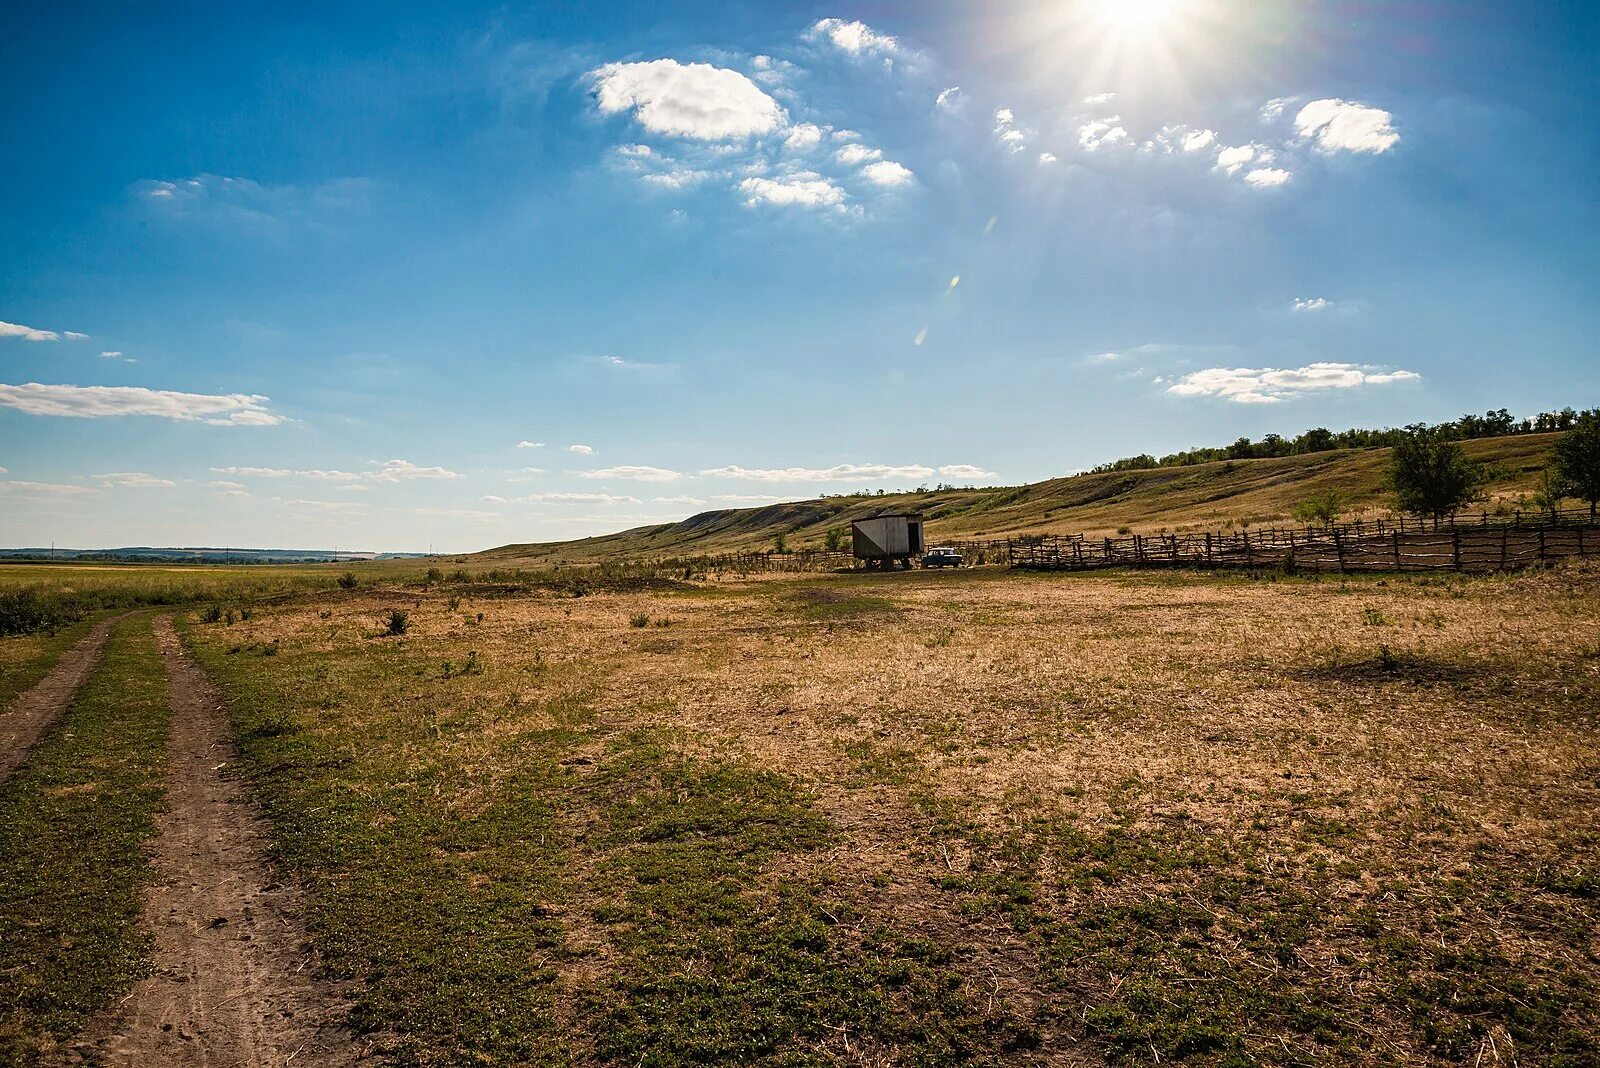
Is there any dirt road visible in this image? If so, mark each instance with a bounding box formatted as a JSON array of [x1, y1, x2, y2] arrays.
[[74, 616, 367, 1066], [0, 615, 121, 781]]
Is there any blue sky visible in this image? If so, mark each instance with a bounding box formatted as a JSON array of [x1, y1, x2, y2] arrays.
[[2, 1, 1596, 552]]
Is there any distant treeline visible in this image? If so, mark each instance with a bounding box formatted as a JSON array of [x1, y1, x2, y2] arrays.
[[1089, 407, 1594, 474]]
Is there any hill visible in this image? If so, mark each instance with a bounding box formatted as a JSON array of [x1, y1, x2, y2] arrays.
[[478, 433, 1563, 564]]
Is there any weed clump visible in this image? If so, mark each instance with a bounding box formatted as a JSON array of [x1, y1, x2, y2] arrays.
[[337, 572, 359, 590], [386, 610, 409, 636]]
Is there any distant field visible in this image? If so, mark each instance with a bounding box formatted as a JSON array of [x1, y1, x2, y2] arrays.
[[151, 561, 1597, 1065], [479, 434, 1563, 565]]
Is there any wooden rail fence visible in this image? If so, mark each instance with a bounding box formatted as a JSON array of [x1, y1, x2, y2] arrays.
[[1008, 509, 1600, 574]]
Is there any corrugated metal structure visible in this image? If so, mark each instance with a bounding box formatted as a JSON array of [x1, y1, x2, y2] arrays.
[[851, 513, 924, 568]]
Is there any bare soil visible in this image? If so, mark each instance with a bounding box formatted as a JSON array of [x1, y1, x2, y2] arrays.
[[68, 616, 370, 1067], [0, 615, 121, 781]]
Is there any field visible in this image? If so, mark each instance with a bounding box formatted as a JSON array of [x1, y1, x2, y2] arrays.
[[4, 558, 1595, 1065]]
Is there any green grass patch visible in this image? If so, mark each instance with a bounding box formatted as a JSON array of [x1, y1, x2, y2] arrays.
[[0, 617, 95, 709], [0, 616, 170, 1063]]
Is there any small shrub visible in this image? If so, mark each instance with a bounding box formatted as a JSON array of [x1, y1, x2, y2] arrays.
[[387, 609, 409, 636], [337, 572, 359, 590], [1362, 607, 1389, 627], [449, 569, 470, 582], [201, 605, 224, 624], [447, 596, 462, 612], [239, 608, 252, 621], [426, 567, 444, 583], [319, 609, 333, 620], [224, 608, 237, 625], [629, 612, 650, 628]]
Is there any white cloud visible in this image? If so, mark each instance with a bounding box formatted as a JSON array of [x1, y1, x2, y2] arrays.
[[579, 465, 683, 482], [99, 350, 124, 359], [277, 499, 366, 513], [784, 123, 825, 151], [993, 108, 1029, 153], [0, 320, 72, 342], [63, 332, 88, 341], [738, 173, 848, 209], [1083, 92, 1118, 106], [1295, 99, 1400, 153], [1215, 144, 1259, 174], [1038, 152, 1058, 165], [589, 353, 666, 371], [0, 383, 283, 425], [806, 18, 899, 56], [211, 465, 362, 481], [860, 160, 914, 187], [1078, 119, 1129, 151], [935, 87, 961, 109], [1086, 351, 1125, 363], [701, 463, 935, 482], [591, 59, 785, 140], [1166, 362, 1421, 404], [568, 444, 594, 454], [0, 479, 96, 496], [938, 464, 996, 479], [710, 493, 793, 503], [1261, 97, 1294, 122], [1292, 297, 1332, 312], [522, 492, 641, 505], [1182, 129, 1216, 152], [480, 494, 510, 504], [135, 175, 376, 230], [367, 459, 462, 482], [652, 495, 708, 506], [517, 440, 545, 449], [1244, 167, 1293, 188], [834, 143, 882, 166], [94, 471, 175, 489], [209, 480, 247, 490]]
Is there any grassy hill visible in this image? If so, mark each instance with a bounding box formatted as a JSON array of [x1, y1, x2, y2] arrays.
[[478, 433, 1564, 564]]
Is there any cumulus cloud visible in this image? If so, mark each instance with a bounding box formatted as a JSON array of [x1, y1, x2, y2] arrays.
[[0, 320, 76, 342], [367, 459, 461, 482], [1083, 91, 1118, 106], [0, 383, 283, 425], [700, 463, 936, 482], [1244, 167, 1293, 188], [1293, 297, 1332, 312], [94, 471, 175, 489], [1260, 97, 1294, 122], [517, 440, 545, 449], [1038, 152, 1058, 165], [738, 173, 848, 209], [806, 18, 899, 55], [1182, 129, 1217, 152], [591, 59, 785, 140], [1216, 144, 1264, 175], [938, 464, 996, 479], [1295, 99, 1400, 153], [834, 143, 882, 166], [783, 123, 825, 151], [1078, 119, 1129, 151], [1166, 362, 1421, 404], [568, 444, 594, 454], [935, 86, 961, 109], [993, 108, 1031, 153], [579, 465, 683, 482], [860, 160, 914, 187]]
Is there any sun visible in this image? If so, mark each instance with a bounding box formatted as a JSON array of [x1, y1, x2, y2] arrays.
[[1091, 0, 1187, 35]]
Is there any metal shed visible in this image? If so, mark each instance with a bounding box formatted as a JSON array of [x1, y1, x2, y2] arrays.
[[851, 513, 925, 569]]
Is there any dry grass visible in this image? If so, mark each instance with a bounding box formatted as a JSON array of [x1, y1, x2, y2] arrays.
[[182, 562, 1600, 1065]]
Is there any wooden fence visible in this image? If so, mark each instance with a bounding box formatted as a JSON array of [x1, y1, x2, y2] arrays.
[[1009, 509, 1600, 574]]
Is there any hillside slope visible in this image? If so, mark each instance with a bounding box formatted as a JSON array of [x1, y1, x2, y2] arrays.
[[479, 433, 1563, 564]]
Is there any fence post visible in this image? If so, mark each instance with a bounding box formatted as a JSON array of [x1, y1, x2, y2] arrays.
[[1243, 531, 1253, 566], [1501, 526, 1509, 570], [1333, 528, 1345, 572], [1393, 530, 1402, 570], [1205, 532, 1213, 565], [1452, 529, 1462, 571], [1538, 528, 1547, 565]]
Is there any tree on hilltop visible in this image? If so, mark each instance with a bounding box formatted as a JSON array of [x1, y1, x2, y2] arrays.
[[1553, 410, 1600, 519], [1389, 426, 1488, 526]]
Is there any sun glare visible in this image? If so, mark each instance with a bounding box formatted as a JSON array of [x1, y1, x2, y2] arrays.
[[1093, 0, 1185, 35]]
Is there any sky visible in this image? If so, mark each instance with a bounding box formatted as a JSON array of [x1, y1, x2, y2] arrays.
[[2, 0, 1597, 552]]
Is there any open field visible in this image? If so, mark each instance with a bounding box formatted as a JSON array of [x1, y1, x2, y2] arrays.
[[480, 434, 1564, 564], [1, 559, 1596, 1065]]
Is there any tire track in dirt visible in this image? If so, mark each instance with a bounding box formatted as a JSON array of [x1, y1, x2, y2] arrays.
[[70, 616, 369, 1067], [0, 615, 124, 781]]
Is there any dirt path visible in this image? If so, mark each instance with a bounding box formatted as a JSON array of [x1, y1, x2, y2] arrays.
[[0, 615, 123, 781], [71, 616, 368, 1067]]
